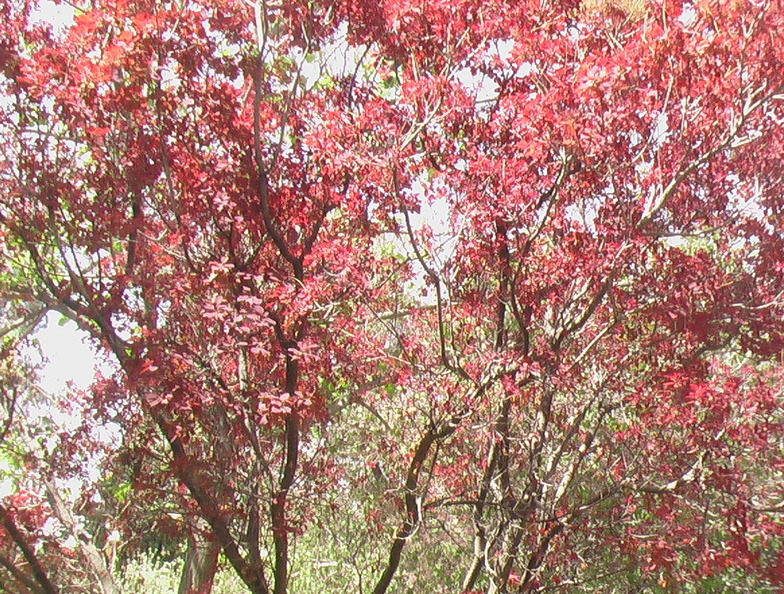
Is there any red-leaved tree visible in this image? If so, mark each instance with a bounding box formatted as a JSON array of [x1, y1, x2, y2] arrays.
[[1, 0, 783, 592]]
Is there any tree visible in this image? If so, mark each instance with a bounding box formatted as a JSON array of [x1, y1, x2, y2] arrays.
[[1, 0, 783, 592]]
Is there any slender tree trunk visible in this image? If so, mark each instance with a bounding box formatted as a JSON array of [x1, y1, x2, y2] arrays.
[[373, 411, 466, 594], [178, 517, 220, 594], [41, 476, 121, 594]]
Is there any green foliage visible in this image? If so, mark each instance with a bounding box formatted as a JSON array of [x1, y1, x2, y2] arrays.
[[118, 553, 182, 594], [118, 553, 249, 594]]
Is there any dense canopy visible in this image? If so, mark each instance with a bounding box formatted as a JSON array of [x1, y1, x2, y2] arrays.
[[1, 0, 783, 592]]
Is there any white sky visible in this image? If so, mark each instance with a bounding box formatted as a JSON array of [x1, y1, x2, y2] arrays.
[[34, 311, 110, 393], [29, 0, 76, 31], [0, 313, 112, 498]]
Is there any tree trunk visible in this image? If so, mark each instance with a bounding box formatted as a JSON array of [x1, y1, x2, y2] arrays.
[[178, 518, 220, 594]]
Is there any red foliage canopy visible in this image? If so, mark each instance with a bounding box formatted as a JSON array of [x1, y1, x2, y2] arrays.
[[1, 0, 783, 592]]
